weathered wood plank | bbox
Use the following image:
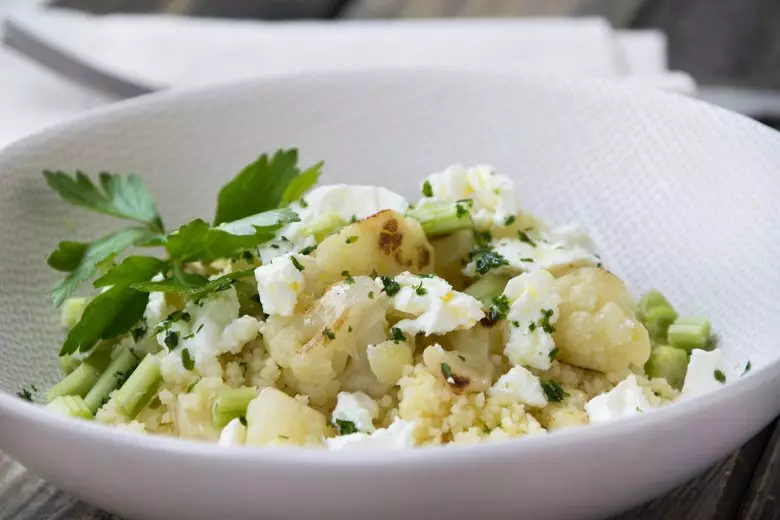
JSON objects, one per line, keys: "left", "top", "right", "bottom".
{"left": 737, "top": 422, "right": 780, "bottom": 519}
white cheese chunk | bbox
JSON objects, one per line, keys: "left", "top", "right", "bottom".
{"left": 419, "top": 164, "right": 517, "bottom": 230}
{"left": 254, "top": 253, "right": 311, "bottom": 317}
{"left": 585, "top": 374, "right": 652, "bottom": 423}
{"left": 218, "top": 418, "right": 247, "bottom": 447}
{"left": 489, "top": 366, "right": 548, "bottom": 407}
{"left": 502, "top": 270, "right": 561, "bottom": 370}
{"left": 386, "top": 272, "right": 483, "bottom": 336}
{"left": 326, "top": 419, "right": 417, "bottom": 451}
{"left": 682, "top": 349, "right": 738, "bottom": 398}
{"left": 332, "top": 391, "right": 379, "bottom": 433}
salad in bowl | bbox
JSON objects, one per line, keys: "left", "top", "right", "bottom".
{"left": 37, "top": 148, "right": 747, "bottom": 450}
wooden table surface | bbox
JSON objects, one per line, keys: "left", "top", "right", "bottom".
{"left": 3, "top": 1, "right": 780, "bottom": 518}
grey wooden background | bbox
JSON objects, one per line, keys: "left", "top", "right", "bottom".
{"left": 3, "top": 0, "right": 780, "bottom": 519}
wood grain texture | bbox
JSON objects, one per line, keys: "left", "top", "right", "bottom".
{"left": 738, "top": 422, "right": 780, "bottom": 520}
{"left": 4, "top": 0, "right": 780, "bottom": 519}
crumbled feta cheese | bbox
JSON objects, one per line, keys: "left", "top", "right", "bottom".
{"left": 158, "top": 287, "right": 259, "bottom": 379}
{"left": 322, "top": 276, "right": 387, "bottom": 317}
{"left": 143, "top": 273, "right": 174, "bottom": 330}
{"left": 682, "top": 349, "right": 737, "bottom": 398}
{"left": 463, "top": 237, "right": 597, "bottom": 278}
{"left": 585, "top": 374, "right": 652, "bottom": 423}
{"left": 254, "top": 253, "right": 311, "bottom": 317}
{"left": 326, "top": 418, "right": 417, "bottom": 451}
{"left": 218, "top": 418, "right": 247, "bottom": 447}
{"left": 502, "top": 271, "right": 561, "bottom": 370}
{"left": 419, "top": 164, "right": 517, "bottom": 230}
{"left": 387, "top": 272, "right": 483, "bottom": 336}
{"left": 489, "top": 366, "right": 548, "bottom": 407}
{"left": 332, "top": 391, "right": 379, "bottom": 433}
{"left": 298, "top": 184, "right": 409, "bottom": 226}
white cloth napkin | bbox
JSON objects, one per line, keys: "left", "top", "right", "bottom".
{"left": 0, "top": 8, "right": 694, "bottom": 148}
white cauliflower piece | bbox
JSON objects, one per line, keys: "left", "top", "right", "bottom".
{"left": 554, "top": 267, "right": 651, "bottom": 374}
{"left": 245, "top": 387, "right": 328, "bottom": 446}
{"left": 327, "top": 418, "right": 417, "bottom": 451}
{"left": 367, "top": 340, "right": 414, "bottom": 385}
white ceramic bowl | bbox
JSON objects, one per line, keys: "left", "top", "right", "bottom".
{"left": 1, "top": 70, "right": 780, "bottom": 520}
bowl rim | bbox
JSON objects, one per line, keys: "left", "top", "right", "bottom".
{"left": 1, "top": 68, "right": 778, "bottom": 465}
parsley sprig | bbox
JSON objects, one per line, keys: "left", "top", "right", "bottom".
{"left": 46, "top": 148, "right": 320, "bottom": 356}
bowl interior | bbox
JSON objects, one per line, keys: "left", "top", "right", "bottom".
{"left": 1, "top": 70, "right": 779, "bottom": 395}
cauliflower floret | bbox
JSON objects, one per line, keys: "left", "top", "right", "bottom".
{"left": 314, "top": 210, "right": 434, "bottom": 287}
{"left": 245, "top": 387, "right": 329, "bottom": 446}
{"left": 554, "top": 267, "right": 651, "bottom": 374}
{"left": 367, "top": 340, "right": 414, "bottom": 386}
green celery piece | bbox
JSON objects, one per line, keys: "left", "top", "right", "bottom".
{"left": 115, "top": 354, "right": 163, "bottom": 419}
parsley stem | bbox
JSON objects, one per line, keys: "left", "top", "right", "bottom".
{"left": 83, "top": 346, "right": 139, "bottom": 413}
{"left": 211, "top": 387, "right": 257, "bottom": 428}
{"left": 45, "top": 395, "right": 93, "bottom": 419}
{"left": 668, "top": 317, "right": 711, "bottom": 352}
{"left": 115, "top": 354, "right": 162, "bottom": 420}
{"left": 464, "top": 273, "right": 510, "bottom": 307}
{"left": 46, "top": 349, "right": 112, "bottom": 403}
{"left": 406, "top": 201, "right": 474, "bottom": 237}
{"left": 644, "top": 345, "right": 688, "bottom": 390}
{"left": 59, "top": 354, "right": 81, "bottom": 376}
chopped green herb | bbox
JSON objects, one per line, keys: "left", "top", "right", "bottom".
{"left": 299, "top": 197, "right": 308, "bottom": 208}
{"left": 239, "top": 416, "right": 248, "bottom": 426}
{"left": 512, "top": 321, "right": 520, "bottom": 328}
{"left": 368, "top": 291, "right": 375, "bottom": 299}
{"left": 348, "top": 326, "right": 353, "bottom": 333}
{"left": 323, "top": 328, "right": 336, "bottom": 341}
{"left": 16, "top": 384, "right": 37, "bottom": 402}
{"left": 504, "top": 215, "right": 516, "bottom": 226}
{"left": 549, "top": 347, "right": 559, "bottom": 361}
{"left": 390, "top": 327, "right": 406, "bottom": 343}
{"left": 415, "top": 282, "right": 427, "bottom": 296}
{"left": 519, "top": 257, "right": 534, "bottom": 262}
{"left": 334, "top": 419, "right": 358, "bottom": 435}
{"left": 486, "top": 295, "right": 511, "bottom": 323}
{"left": 290, "top": 255, "right": 305, "bottom": 272}
{"left": 636, "top": 406, "right": 643, "bottom": 413}
{"left": 441, "top": 362, "right": 453, "bottom": 380}
{"left": 422, "top": 180, "right": 433, "bottom": 197}
{"left": 299, "top": 244, "right": 317, "bottom": 255}
{"left": 528, "top": 322, "right": 537, "bottom": 332}
{"left": 538, "top": 309, "right": 556, "bottom": 334}
{"left": 164, "top": 330, "right": 180, "bottom": 349}
{"left": 241, "top": 250, "right": 254, "bottom": 262}
{"left": 714, "top": 369, "right": 726, "bottom": 383}
{"left": 341, "top": 270, "right": 355, "bottom": 284}
{"left": 131, "top": 323, "right": 148, "bottom": 342}
{"left": 350, "top": 214, "right": 357, "bottom": 223}
{"left": 474, "top": 250, "right": 509, "bottom": 275}
{"left": 743, "top": 361, "right": 752, "bottom": 375}
{"left": 518, "top": 231, "right": 537, "bottom": 247}
{"left": 380, "top": 276, "right": 401, "bottom": 296}
{"left": 181, "top": 348, "right": 195, "bottom": 370}
{"left": 185, "top": 378, "right": 201, "bottom": 393}
{"left": 345, "top": 236, "right": 358, "bottom": 244}
{"left": 541, "top": 379, "right": 568, "bottom": 402}
{"left": 474, "top": 230, "right": 492, "bottom": 247}
{"left": 455, "top": 202, "right": 470, "bottom": 218}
